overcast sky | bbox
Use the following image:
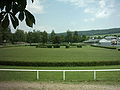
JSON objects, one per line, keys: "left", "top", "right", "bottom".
{"left": 16, "top": 0, "right": 120, "bottom": 33}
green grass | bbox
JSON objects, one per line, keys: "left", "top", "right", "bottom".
{"left": 0, "top": 65, "right": 120, "bottom": 81}
{"left": 0, "top": 46, "right": 120, "bottom": 62}
{"left": 0, "top": 46, "right": 120, "bottom": 82}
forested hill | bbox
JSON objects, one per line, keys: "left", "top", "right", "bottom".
{"left": 59, "top": 28, "right": 120, "bottom": 36}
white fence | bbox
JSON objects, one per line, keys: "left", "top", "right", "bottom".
{"left": 0, "top": 69, "right": 120, "bottom": 80}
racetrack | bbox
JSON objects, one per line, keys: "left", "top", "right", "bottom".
{"left": 0, "top": 81, "right": 120, "bottom": 90}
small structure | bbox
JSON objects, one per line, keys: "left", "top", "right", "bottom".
{"left": 99, "top": 36, "right": 120, "bottom": 47}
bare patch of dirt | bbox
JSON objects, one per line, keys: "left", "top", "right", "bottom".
{"left": 0, "top": 81, "right": 120, "bottom": 90}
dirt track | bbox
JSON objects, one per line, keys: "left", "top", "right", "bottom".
{"left": 0, "top": 81, "right": 120, "bottom": 90}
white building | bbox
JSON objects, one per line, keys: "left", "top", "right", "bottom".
{"left": 99, "top": 36, "right": 120, "bottom": 47}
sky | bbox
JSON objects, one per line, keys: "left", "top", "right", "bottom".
{"left": 16, "top": 0, "right": 120, "bottom": 33}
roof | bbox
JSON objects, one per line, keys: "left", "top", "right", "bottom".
{"left": 99, "top": 39, "right": 111, "bottom": 43}
{"left": 105, "top": 36, "right": 117, "bottom": 39}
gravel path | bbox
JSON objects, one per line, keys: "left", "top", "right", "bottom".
{"left": 0, "top": 81, "right": 120, "bottom": 90}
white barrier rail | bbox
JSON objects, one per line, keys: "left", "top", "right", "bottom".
{"left": 0, "top": 69, "right": 120, "bottom": 80}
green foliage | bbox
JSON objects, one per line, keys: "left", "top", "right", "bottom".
{"left": 77, "top": 45, "right": 82, "bottom": 48}
{"left": 0, "top": 0, "right": 35, "bottom": 29}
{"left": 65, "top": 44, "right": 70, "bottom": 48}
{"left": 53, "top": 44, "right": 60, "bottom": 48}
{"left": 13, "top": 29, "right": 26, "bottom": 42}
{"left": 50, "top": 30, "right": 56, "bottom": 44}
{"left": 0, "top": 65, "right": 120, "bottom": 81}
{"left": 73, "top": 31, "right": 79, "bottom": 43}
{"left": 66, "top": 30, "right": 73, "bottom": 43}
{"left": 10, "top": 12, "right": 19, "bottom": 29}
{"left": 0, "top": 46, "right": 120, "bottom": 63}
{"left": 0, "top": 25, "right": 12, "bottom": 43}
{"left": 59, "top": 28, "right": 120, "bottom": 36}
{"left": 36, "top": 44, "right": 47, "bottom": 48}
{"left": 118, "top": 48, "right": 120, "bottom": 51}
{"left": 0, "top": 60, "right": 120, "bottom": 67}
{"left": 41, "top": 31, "right": 48, "bottom": 44}
{"left": 25, "top": 10, "right": 35, "bottom": 27}
{"left": 47, "top": 44, "right": 53, "bottom": 48}
{"left": 1, "top": 14, "right": 9, "bottom": 28}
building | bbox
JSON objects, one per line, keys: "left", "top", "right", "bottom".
{"left": 99, "top": 36, "right": 120, "bottom": 47}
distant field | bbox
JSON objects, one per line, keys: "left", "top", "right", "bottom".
{"left": 0, "top": 65, "right": 120, "bottom": 81}
{"left": 0, "top": 46, "right": 120, "bottom": 62}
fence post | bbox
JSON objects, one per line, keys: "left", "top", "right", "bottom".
{"left": 37, "top": 71, "right": 39, "bottom": 80}
{"left": 94, "top": 71, "right": 96, "bottom": 80}
{"left": 63, "top": 71, "right": 66, "bottom": 80}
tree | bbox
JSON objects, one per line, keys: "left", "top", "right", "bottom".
{"left": 60, "top": 35, "right": 65, "bottom": 43}
{"left": 53, "top": 35, "right": 61, "bottom": 44}
{"left": 13, "top": 29, "right": 25, "bottom": 42}
{"left": 41, "top": 31, "right": 48, "bottom": 44}
{"left": 0, "top": 0, "right": 35, "bottom": 29}
{"left": 73, "top": 31, "right": 79, "bottom": 43}
{"left": 50, "top": 30, "right": 56, "bottom": 44}
{"left": 80, "top": 35, "right": 87, "bottom": 42}
{"left": 32, "top": 30, "right": 42, "bottom": 43}
{"left": 26, "top": 31, "right": 33, "bottom": 44}
{"left": 0, "top": 25, "right": 12, "bottom": 44}
{"left": 66, "top": 30, "right": 73, "bottom": 43}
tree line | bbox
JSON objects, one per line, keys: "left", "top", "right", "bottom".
{"left": 0, "top": 27, "right": 89, "bottom": 45}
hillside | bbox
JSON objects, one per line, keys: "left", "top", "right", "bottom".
{"left": 59, "top": 28, "right": 120, "bottom": 36}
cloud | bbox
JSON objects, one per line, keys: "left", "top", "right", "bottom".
{"left": 95, "top": 8, "right": 113, "bottom": 18}
{"left": 95, "top": 0, "right": 115, "bottom": 18}
{"left": 99, "top": 0, "right": 106, "bottom": 8}
{"left": 84, "top": 18, "right": 95, "bottom": 22}
{"left": 58, "top": 0, "right": 116, "bottom": 20}
{"left": 57, "top": 0, "right": 96, "bottom": 7}
{"left": 83, "top": 0, "right": 116, "bottom": 21}
{"left": 26, "top": 0, "right": 45, "bottom": 14}
{"left": 84, "top": 8, "right": 95, "bottom": 14}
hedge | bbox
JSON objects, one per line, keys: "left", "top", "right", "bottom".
{"left": 47, "top": 45, "right": 53, "bottom": 48}
{"left": 53, "top": 44, "right": 60, "bottom": 48}
{"left": 77, "top": 45, "right": 82, "bottom": 48}
{"left": 36, "top": 44, "right": 47, "bottom": 48}
{"left": 0, "top": 61, "right": 120, "bottom": 67}
{"left": 65, "top": 45, "right": 70, "bottom": 48}
{"left": 118, "top": 48, "right": 120, "bottom": 51}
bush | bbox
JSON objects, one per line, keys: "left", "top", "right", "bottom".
{"left": 47, "top": 45, "right": 53, "bottom": 48}
{"left": 65, "top": 45, "right": 70, "bottom": 48}
{"left": 118, "top": 48, "right": 120, "bottom": 51}
{"left": 53, "top": 44, "right": 60, "bottom": 48}
{"left": 36, "top": 44, "right": 47, "bottom": 48}
{"left": 77, "top": 45, "right": 82, "bottom": 48}
{"left": 0, "top": 61, "right": 120, "bottom": 67}
{"left": 70, "top": 43, "right": 77, "bottom": 46}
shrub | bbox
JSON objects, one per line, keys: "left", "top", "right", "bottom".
{"left": 118, "top": 48, "right": 120, "bottom": 51}
{"left": 70, "top": 43, "right": 77, "bottom": 46}
{"left": 47, "top": 45, "right": 53, "bottom": 48}
{"left": 65, "top": 45, "right": 70, "bottom": 48}
{"left": 0, "top": 61, "right": 120, "bottom": 67}
{"left": 36, "top": 44, "right": 47, "bottom": 48}
{"left": 77, "top": 45, "right": 82, "bottom": 48}
{"left": 53, "top": 44, "right": 60, "bottom": 48}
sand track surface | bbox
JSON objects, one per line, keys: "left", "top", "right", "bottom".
{"left": 0, "top": 81, "right": 120, "bottom": 90}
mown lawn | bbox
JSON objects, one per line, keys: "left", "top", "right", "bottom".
{"left": 0, "top": 46, "right": 120, "bottom": 62}
{"left": 0, "top": 65, "right": 120, "bottom": 81}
